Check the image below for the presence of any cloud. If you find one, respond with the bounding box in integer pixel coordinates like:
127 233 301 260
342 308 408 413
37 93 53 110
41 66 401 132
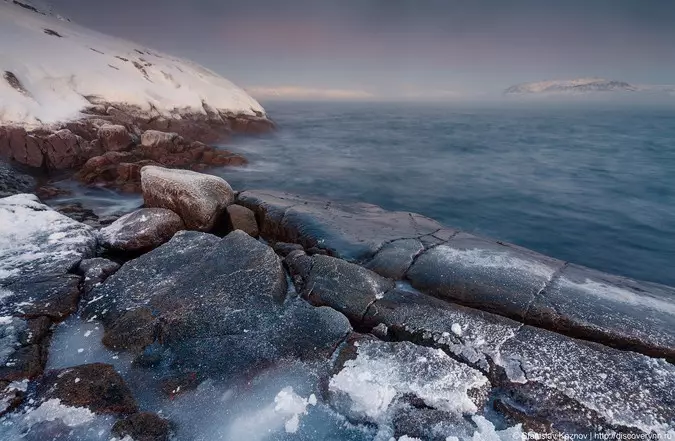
246 86 375 100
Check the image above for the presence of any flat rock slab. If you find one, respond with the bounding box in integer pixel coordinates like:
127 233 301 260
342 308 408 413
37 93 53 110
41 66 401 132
99 208 185 253
362 288 675 434
496 326 675 435
528 264 675 361
407 233 565 320
237 190 444 263
141 166 234 232
83 230 351 378
0 194 96 285
364 238 425 280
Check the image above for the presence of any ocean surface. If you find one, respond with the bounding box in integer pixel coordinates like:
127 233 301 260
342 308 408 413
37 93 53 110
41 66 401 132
59 101 675 287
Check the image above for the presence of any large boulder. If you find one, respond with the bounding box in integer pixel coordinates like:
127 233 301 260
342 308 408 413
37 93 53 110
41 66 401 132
83 231 351 378
236 190 444 263
141 166 234 231
35 363 138 415
99 208 185 253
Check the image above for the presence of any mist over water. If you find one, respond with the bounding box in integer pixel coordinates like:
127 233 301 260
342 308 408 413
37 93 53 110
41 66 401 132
216 101 675 287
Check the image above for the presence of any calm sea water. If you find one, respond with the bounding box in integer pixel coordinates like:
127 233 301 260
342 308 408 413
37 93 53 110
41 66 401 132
61 101 675 286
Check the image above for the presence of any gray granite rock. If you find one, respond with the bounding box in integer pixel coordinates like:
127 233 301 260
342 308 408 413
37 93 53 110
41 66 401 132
83 230 351 378
528 264 675 361
407 233 565 320
99 208 184 253
237 190 443 262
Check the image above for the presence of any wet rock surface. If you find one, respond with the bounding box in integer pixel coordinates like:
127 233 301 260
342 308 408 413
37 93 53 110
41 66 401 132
237 190 444 262
99 208 184 253
141 166 234 231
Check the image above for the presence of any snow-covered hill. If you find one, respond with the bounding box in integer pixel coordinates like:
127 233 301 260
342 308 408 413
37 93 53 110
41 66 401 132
504 78 639 95
0 0 265 127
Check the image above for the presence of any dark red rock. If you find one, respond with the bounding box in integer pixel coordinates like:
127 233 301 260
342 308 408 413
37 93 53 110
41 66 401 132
112 412 171 441
36 363 138 415
98 124 133 151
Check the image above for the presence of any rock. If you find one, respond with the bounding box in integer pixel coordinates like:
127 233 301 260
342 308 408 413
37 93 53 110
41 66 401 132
0 380 26 416
291 254 395 323
0 161 35 197
140 130 179 149
328 335 491 426
0 126 44 168
237 190 444 263
0 194 97 285
363 288 522 373
361 288 675 434
83 231 351 378
0 274 81 321
35 363 138 415
528 264 675 361
407 233 565 321
225 204 259 237
99 208 184 253
141 166 234 231
98 124 133 151
0 316 51 381
273 242 304 257
44 129 87 169
78 258 120 297
495 326 675 434
112 412 171 441
365 238 424 280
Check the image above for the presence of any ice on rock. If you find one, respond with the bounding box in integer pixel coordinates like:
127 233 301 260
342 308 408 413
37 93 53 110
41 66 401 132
329 339 490 424
0 194 96 284
22 398 96 427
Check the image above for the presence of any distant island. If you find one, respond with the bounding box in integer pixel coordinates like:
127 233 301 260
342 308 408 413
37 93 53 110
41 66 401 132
504 77 675 96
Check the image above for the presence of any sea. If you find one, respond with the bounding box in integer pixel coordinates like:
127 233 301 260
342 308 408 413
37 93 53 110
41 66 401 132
57 100 675 287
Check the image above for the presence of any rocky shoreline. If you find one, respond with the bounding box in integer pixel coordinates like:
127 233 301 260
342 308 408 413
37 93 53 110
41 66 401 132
0 105 274 196
0 164 673 440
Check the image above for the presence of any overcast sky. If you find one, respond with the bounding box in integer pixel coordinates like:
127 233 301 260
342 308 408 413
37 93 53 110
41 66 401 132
49 0 675 98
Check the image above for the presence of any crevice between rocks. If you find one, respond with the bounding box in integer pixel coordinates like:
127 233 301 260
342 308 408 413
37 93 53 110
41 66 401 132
522 262 569 321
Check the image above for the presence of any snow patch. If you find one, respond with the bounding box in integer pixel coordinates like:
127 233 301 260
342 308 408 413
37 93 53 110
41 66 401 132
23 398 96 427
0 0 265 127
329 340 489 423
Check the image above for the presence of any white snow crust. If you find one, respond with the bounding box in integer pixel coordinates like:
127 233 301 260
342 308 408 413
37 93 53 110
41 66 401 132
0 0 265 127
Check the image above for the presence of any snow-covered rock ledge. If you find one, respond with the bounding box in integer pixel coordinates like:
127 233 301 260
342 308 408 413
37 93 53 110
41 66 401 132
0 0 273 185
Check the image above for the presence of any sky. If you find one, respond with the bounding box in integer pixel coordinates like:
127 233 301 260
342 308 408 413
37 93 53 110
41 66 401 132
48 0 675 100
